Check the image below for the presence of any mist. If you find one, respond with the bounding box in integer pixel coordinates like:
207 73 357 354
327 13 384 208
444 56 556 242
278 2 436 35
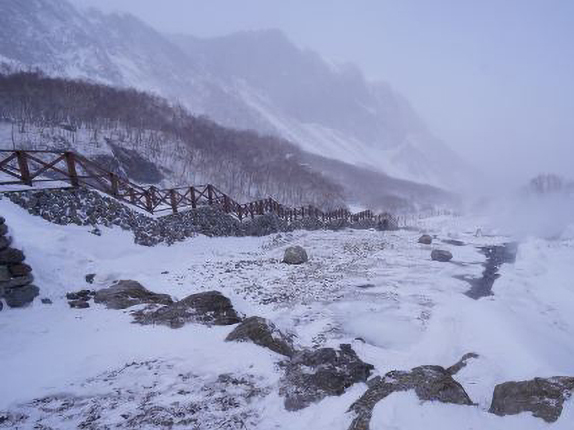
463 174 574 242
70 0 574 188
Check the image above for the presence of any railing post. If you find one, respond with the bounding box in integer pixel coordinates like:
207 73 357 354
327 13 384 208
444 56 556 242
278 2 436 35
190 186 197 209
15 150 32 186
109 173 119 197
223 195 230 213
64 152 79 187
129 187 136 204
144 189 153 214
170 189 178 214
207 184 213 205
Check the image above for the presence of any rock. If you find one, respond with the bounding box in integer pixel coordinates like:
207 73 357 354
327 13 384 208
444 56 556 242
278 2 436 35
0 235 12 250
4 284 40 308
242 213 288 236
0 248 25 264
447 352 479 375
489 376 574 423
0 274 34 289
66 292 80 300
94 280 173 310
0 265 10 281
90 226 102 236
85 273 96 284
226 316 294 357
0 300 3 311
69 300 90 309
0 224 7 236
134 290 242 328
443 239 465 246
283 246 308 265
280 344 374 411
41 298 53 304
8 263 32 277
348 365 473 430
418 234 433 245
431 249 453 262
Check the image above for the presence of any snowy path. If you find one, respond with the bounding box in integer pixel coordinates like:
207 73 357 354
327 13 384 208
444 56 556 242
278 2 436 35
1 198 574 429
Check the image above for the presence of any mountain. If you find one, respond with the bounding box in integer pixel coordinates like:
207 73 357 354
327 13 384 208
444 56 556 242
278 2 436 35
0 0 469 191
170 31 468 187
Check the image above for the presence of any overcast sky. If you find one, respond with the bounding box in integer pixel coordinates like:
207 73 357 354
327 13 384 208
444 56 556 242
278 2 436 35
72 0 573 184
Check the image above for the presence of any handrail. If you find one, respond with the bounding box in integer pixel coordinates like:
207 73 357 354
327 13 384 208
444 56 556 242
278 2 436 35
0 149 397 225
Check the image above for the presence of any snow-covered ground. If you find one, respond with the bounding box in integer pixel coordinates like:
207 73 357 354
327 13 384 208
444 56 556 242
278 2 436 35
1 198 573 429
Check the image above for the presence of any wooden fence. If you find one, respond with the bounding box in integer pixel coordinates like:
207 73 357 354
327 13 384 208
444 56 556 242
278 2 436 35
0 149 396 225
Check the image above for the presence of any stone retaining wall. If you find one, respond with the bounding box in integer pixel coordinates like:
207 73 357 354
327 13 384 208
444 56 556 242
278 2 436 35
0 216 39 309
3 188 393 247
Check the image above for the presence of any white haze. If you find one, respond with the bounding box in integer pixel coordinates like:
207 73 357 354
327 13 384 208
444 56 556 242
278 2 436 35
469 187 574 240
71 0 574 189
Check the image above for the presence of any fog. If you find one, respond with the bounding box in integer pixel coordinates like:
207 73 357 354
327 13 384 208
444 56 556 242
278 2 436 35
72 0 573 188
478 187 574 240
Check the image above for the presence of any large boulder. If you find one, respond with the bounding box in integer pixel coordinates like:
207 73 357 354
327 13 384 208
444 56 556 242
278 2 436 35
94 280 173 310
134 290 242 329
418 234 433 245
280 344 374 411
431 249 453 262
283 246 308 265
489 376 574 423
348 365 473 430
226 316 294 357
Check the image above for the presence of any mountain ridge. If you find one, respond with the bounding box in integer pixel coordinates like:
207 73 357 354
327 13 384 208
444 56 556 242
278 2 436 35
0 0 470 190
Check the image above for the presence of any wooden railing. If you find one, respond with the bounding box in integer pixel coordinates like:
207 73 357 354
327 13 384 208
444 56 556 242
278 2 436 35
0 149 396 225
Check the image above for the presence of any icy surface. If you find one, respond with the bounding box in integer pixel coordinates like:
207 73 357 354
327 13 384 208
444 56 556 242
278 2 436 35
0 199 573 429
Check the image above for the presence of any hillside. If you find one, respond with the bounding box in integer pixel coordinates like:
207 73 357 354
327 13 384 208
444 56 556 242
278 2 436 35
0 71 344 208
0 0 470 189
0 71 454 211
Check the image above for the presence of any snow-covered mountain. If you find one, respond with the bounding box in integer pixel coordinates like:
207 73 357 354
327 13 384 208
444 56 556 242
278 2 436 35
0 0 469 189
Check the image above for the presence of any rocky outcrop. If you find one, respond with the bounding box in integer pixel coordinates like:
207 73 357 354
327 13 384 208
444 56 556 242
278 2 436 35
226 316 295 357
133 290 242 329
283 246 308 265
94 280 173 310
489 376 574 423
348 365 473 430
418 234 433 245
280 344 374 411
431 249 453 262
0 216 39 308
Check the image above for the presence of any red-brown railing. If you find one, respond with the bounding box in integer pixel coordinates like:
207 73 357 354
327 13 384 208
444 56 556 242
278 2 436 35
0 149 396 225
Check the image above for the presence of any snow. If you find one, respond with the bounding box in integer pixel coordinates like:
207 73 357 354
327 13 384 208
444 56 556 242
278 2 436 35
1 198 574 429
